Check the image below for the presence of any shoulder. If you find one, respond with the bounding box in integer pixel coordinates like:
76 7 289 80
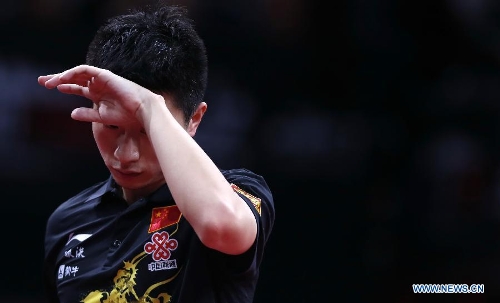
222 168 269 189
43 179 110 268
46 180 108 228
221 168 272 200
60 180 108 208
221 168 275 230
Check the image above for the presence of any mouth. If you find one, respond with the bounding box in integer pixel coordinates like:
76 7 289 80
112 168 141 178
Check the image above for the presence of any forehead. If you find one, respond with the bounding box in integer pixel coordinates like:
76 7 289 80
91 92 187 127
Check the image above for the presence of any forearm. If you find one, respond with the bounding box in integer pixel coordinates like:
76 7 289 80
139 96 257 255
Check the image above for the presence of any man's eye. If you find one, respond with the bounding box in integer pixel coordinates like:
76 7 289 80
105 125 119 129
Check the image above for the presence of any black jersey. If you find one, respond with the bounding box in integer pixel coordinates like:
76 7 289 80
43 168 275 303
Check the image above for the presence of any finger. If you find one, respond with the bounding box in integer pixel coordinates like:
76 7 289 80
67 76 93 87
46 74 93 89
71 107 102 123
43 65 98 88
56 84 90 98
59 65 103 82
38 74 60 87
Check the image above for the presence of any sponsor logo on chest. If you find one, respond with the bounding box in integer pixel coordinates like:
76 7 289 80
144 231 178 271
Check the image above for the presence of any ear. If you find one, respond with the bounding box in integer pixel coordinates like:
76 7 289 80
187 102 207 137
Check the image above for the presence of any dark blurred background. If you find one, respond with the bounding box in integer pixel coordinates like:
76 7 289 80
2 0 500 302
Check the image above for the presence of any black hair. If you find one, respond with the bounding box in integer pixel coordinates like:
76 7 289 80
85 3 208 124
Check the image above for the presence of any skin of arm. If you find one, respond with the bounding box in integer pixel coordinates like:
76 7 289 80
138 93 258 255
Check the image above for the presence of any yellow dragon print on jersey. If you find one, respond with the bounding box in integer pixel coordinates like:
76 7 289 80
80 251 180 303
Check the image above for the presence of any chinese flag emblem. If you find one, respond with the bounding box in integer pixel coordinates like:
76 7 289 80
148 205 182 233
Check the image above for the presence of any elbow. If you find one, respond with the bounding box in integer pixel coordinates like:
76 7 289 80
198 206 257 255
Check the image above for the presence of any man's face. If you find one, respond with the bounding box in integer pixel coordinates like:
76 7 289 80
92 99 189 198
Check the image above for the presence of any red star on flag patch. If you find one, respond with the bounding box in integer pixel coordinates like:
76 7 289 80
148 205 182 233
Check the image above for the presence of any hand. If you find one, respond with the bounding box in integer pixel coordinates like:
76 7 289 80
38 64 158 126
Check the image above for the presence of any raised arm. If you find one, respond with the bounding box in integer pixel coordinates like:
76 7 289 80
38 65 258 255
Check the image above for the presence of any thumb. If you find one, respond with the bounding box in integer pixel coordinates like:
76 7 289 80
71 108 101 123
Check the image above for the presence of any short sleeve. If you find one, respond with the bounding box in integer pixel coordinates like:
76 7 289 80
220 168 275 271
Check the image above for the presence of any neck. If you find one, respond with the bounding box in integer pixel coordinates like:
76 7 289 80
120 181 165 204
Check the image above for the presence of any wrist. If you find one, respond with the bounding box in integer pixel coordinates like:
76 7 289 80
135 93 167 126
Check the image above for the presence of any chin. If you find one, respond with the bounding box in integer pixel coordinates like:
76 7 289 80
112 174 144 189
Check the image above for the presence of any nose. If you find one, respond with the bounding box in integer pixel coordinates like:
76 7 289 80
114 134 140 164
